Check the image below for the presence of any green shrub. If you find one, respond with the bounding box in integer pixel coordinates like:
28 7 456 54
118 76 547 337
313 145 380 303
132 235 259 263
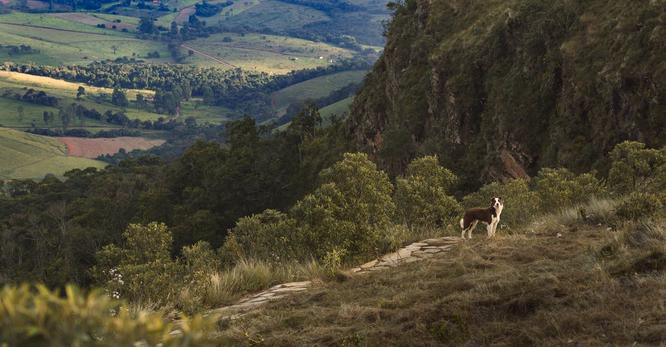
0 284 218 346
535 168 607 211
290 153 396 262
615 193 664 221
462 179 540 228
223 209 301 263
608 141 666 194
93 222 181 307
394 155 462 230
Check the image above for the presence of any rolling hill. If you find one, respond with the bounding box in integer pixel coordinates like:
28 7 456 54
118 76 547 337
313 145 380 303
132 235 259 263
0 127 106 179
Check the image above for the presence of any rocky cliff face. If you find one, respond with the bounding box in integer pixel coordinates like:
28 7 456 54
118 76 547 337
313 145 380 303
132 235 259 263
349 0 666 190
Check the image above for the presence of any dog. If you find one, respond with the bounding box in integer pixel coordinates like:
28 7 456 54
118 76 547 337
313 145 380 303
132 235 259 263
459 197 504 239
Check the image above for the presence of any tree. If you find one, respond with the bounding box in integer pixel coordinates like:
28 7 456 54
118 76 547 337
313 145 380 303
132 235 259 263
290 153 396 261
138 17 155 34
608 141 666 194
135 93 145 108
93 222 179 305
111 45 118 55
201 86 214 105
16 105 24 122
76 86 85 99
111 88 129 107
395 155 461 230
534 168 606 211
59 106 72 131
170 21 178 37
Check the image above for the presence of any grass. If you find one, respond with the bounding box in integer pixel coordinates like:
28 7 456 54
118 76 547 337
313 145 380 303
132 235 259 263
0 71 230 126
0 127 106 180
182 32 354 74
271 70 367 116
212 0 329 32
319 96 353 124
215 203 666 345
178 259 325 313
0 12 170 65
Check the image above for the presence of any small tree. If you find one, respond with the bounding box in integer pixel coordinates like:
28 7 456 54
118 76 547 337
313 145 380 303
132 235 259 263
534 168 606 211
290 153 396 261
93 222 180 305
16 105 24 122
76 86 85 99
395 155 462 230
111 88 129 107
608 141 666 194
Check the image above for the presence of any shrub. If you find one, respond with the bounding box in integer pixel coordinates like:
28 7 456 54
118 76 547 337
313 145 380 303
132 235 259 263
290 153 396 262
615 193 664 221
223 209 301 263
608 141 666 194
394 156 462 230
0 284 218 346
535 168 606 211
93 222 181 307
462 179 540 228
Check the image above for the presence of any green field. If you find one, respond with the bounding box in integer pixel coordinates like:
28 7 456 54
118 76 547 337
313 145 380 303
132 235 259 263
182 32 354 73
214 0 329 32
271 70 366 116
0 71 231 127
0 127 107 180
319 96 353 123
0 12 170 65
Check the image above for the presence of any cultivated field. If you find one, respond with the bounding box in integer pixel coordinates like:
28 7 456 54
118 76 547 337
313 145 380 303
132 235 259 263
0 12 169 65
271 70 366 115
0 127 106 180
58 136 165 158
183 33 354 74
49 12 137 31
214 0 328 32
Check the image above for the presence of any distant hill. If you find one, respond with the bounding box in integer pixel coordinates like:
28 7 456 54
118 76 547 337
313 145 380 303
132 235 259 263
349 0 666 189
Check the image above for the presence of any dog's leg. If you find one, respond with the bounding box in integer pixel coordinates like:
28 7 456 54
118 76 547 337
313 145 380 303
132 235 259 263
468 221 478 239
461 226 467 239
486 223 493 238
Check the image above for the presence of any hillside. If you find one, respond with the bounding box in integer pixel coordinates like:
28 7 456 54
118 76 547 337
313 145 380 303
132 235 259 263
0 127 106 179
349 0 666 189
217 214 666 345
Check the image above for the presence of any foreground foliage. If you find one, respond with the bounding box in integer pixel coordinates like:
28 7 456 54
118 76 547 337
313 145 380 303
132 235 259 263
0 284 218 346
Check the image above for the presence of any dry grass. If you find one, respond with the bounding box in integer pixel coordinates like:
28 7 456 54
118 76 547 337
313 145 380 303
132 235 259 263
215 215 666 346
178 259 325 313
0 71 154 98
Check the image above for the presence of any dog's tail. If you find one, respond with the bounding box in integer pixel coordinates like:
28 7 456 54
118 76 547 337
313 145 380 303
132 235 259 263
459 218 464 229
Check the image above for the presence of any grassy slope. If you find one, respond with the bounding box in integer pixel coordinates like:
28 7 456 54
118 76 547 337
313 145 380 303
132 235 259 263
183 32 354 74
218 214 666 346
271 70 366 116
0 12 170 65
0 127 106 179
0 71 231 126
319 96 353 123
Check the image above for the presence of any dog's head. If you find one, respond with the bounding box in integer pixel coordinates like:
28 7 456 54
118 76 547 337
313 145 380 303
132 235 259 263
490 197 503 210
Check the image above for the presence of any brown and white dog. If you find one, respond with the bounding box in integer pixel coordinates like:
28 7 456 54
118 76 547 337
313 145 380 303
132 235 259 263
459 197 504 239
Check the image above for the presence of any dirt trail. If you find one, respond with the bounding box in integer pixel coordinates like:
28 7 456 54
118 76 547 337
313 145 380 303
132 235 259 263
181 44 238 68
203 236 462 321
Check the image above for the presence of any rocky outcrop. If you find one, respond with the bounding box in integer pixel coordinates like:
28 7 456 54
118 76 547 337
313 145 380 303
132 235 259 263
349 0 666 189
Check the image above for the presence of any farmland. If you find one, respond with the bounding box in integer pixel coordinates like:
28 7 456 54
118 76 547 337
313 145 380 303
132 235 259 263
0 12 169 65
58 136 165 158
182 32 355 73
0 127 107 180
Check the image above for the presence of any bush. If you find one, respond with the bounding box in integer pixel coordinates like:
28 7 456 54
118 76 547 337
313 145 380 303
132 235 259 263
615 193 664 221
290 153 396 261
462 179 540 228
93 222 181 307
394 156 462 230
535 168 606 211
0 284 218 346
223 209 301 263
608 141 666 194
